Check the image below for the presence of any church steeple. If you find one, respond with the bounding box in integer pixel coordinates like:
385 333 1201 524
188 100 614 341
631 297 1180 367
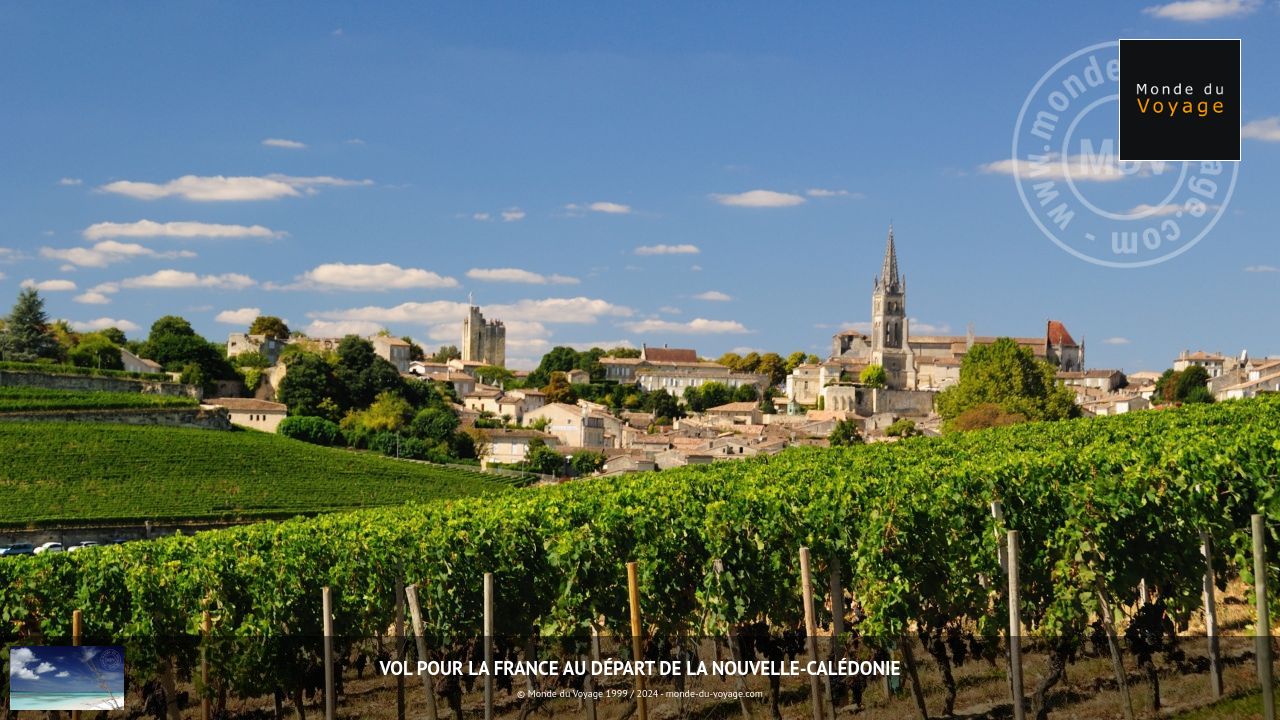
877 224 901 293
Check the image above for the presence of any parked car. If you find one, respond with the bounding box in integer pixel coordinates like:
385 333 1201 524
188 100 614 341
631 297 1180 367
0 542 35 556
34 542 64 554
68 541 100 552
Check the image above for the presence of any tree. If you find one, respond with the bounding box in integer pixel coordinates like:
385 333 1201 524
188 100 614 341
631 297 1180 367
646 389 685 422
828 418 864 446
141 315 236 389
278 352 344 420
68 332 124 370
428 345 461 363
475 365 515 387
684 382 733 412
248 315 290 339
785 351 808 374
355 391 415 432
757 352 787 386
860 364 887 389
885 418 920 438
949 403 1027 432
335 335 404 408
759 387 777 414
527 346 579 387
410 406 460 443
732 384 758 402
49 320 78 361
570 450 606 476
935 338 1079 431
1175 365 1213 403
278 416 345 446
0 288 60 362
401 336 425 362
543 371 578 404
99 327 128 346
524 438 565 476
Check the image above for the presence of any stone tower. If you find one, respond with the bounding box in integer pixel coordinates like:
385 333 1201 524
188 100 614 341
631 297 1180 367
461 304 506 367
869 225 914 390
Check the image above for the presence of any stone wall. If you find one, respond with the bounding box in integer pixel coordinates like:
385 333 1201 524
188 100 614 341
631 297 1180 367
0 518 263 548
869 388 936 416
0 405 231 430
0 369 200 398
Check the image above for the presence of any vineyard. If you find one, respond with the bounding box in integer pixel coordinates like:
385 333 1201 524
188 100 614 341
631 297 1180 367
0 386 198 412
3 397 1280 719
0 360 168 381
0 423 512 527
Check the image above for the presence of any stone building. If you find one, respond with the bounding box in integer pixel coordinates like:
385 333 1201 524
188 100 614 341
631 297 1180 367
461 303 506 367
792 225 1087 399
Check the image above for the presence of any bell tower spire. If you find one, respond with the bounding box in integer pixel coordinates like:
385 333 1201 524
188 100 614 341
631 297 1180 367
870 223 912 390
878 223 901 293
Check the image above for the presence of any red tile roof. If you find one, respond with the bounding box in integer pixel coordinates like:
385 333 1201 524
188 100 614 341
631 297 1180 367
1047 320 1076 347
641 346 699 363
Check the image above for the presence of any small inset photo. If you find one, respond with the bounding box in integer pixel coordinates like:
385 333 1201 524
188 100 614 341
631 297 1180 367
8 646 125 711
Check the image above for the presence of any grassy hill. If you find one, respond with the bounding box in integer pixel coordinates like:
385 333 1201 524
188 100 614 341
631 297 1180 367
0 422 513 527
0 386 198 412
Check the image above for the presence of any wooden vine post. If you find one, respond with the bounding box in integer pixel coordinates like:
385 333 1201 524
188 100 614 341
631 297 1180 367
1254 514 1275 720
1006 530 1025 720
626 561 649 720
404 584 440 720
826 558 842 719
798 547 824 720
72 609 82 720
484 572 495 720
1201 531 1222 699
323 586 335 720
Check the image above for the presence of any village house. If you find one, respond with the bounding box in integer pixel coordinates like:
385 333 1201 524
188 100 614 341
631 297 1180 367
600 344 768 394
119 347 163 375
371 335 412 373
478 428 558 466
1058 369 1127 392
207 397 289 432
523 402 610 449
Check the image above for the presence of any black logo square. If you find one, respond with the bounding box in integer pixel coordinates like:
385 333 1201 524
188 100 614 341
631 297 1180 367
1119 39 1240 161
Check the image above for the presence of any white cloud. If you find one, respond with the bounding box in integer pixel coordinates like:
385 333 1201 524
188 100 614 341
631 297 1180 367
10 648 40 680
566 339 635 351
501 207 526 222
74 291 112 305
466 268 579 285
20 278 77 292
262 138 307 149
59 177 82 186
310 297 632 327
70 317 140 332
279 263 459 291
84 220 282 241
711 189 806 208
1143 0 1259 21
303 319 385 337
1242 117 1280 142
589 201 632 214
1103 337 1132 345
621 318 749 334
635 244 700 256
694 290 732 301
55 671 69 678
472 212 492 221
345 138 366 145
0 271 5 280
1245 265 1279 273
980 154 1171 183
805 188 864 199
122 270 255 290
41 241 197 268
0 248 22 263
658 306 681 315
215 307 262 325
34 662 56 674
99 174 371 201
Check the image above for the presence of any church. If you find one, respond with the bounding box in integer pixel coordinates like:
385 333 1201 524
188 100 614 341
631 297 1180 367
787 226 1084 406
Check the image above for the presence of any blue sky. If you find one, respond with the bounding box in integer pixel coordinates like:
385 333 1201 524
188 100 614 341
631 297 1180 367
0 2 1276 370
9 646 124 695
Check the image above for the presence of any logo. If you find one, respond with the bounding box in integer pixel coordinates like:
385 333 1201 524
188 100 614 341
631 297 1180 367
1011 41 1238 268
